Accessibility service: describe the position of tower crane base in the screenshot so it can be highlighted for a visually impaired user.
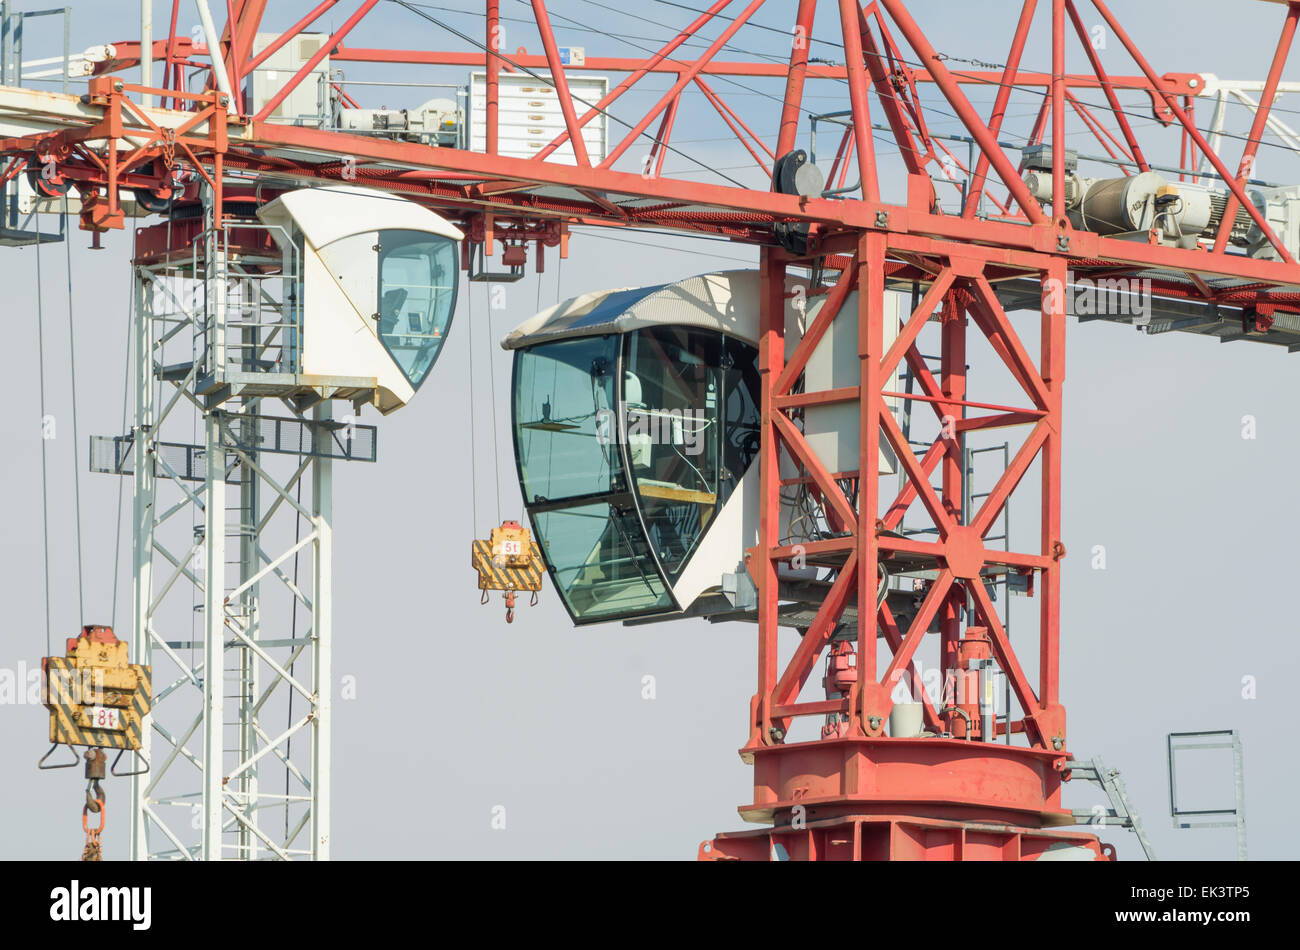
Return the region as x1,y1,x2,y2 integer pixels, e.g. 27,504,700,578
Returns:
699,736,1115,860
700,813,1112,861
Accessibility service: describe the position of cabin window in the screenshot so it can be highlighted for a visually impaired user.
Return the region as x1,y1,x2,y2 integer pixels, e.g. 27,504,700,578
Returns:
514,335,623,503
511,326,761,624
375,228,458,388
529,501,674,622
622,327,760,581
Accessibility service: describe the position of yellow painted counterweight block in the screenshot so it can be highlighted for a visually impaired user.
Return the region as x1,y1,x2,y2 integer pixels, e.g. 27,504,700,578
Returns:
472,520,544,593
42,625,151,752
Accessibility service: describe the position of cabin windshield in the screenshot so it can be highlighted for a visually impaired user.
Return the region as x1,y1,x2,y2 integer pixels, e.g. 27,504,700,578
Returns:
622,326,759,581
375,228,458,388
511,328,761,625
513,336,673,622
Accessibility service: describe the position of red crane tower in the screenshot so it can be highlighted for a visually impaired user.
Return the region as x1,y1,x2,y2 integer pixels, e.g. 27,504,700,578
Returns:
6,0,1297,860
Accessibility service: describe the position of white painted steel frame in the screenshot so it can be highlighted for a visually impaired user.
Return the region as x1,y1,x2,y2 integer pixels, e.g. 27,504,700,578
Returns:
127,209,331,860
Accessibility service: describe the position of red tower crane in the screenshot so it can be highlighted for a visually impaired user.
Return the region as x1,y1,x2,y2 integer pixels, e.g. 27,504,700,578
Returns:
6,0,1298,861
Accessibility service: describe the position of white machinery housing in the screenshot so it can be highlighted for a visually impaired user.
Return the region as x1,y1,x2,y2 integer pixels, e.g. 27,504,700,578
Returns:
468,71,608,163
338,99,460,145
249,32,330,125
1022,147,1300,260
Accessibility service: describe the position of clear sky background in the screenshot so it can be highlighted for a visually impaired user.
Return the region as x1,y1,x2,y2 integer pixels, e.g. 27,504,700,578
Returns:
0,0,1296,860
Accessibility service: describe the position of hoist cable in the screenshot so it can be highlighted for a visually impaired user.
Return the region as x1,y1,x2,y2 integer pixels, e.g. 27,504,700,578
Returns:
111,229,136,631
483,284,503,524
467,277,479,531
35,231,51,656
63,197,86,627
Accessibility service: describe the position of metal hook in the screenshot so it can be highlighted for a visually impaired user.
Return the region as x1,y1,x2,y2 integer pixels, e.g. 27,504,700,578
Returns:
110,748,150,777
85,781,105,812
38,743,79,770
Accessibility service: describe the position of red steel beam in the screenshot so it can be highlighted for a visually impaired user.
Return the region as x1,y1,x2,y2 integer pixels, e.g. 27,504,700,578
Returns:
879,570,954,689
327,45,1189,92
857,231,886,694
530,0,591,167
752,247,786,749
968,275,1052,409
772,412,858,529
601,0,766,169
838,0,881,201
1038,257,1067,714
221,0,252,113
775,265,855,394
879,269,954,379
242,0,339,75
878,602,943,732
534,0,735,162
776,0,818,156
968,579,1044,740
882,437,947,529
969,422,1049,538
251,0,380,124
877,0,1047,223
695,77,772,174
486,0,500,155
771,552,859,710
1052,0,1066,221
30,107,1267,286
1090,0,1296,263
857,8,927,177
964,0,1038,218
1211,0,1299,252
880,407,956,537
1065,0,1151,173
1065,91,1133,170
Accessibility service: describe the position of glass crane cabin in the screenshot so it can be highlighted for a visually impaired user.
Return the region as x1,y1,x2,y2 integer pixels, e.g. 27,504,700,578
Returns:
504,271,787,625
258,186,463,413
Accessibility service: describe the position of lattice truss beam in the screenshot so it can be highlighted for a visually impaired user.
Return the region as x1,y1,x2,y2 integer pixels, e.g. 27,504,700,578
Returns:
0,1,1296,304
755,239,1065,749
